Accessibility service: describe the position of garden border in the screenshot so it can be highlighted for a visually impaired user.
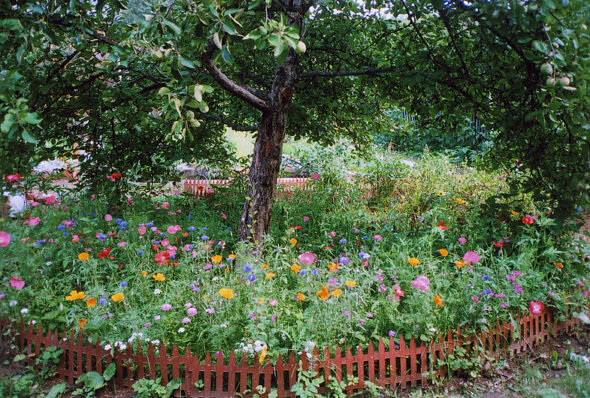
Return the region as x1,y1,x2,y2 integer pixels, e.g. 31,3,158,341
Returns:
1,292,588,397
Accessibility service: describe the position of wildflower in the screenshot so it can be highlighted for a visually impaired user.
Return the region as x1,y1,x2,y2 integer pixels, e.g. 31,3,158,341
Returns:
408,257,420,266
332,289,343,297
0,231,10,247
111,293,124,302
290,238,297,245
316,286,330,301
463,251,480,263
291,264,301,273
219,288,235,299
86,298,97,307
298,252,315,265
153,273,166,281
10,277,25,289
436,221,450,230
211,255,222,264
411,276,430,291
296,292,305,301
78,253,89,261
345,280,356,288
439,249,449,256
529,301,544,315
522,215,535,225
66,290,86,301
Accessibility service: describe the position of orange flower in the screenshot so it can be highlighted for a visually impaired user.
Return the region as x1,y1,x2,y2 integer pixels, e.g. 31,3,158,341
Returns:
77,252,89,261
111,293,124,302
553,261,563,269
331,289,342,297
289,238,297,245
327,263,339,272
86,297,97,307
455,260,465,268
78,319,87,329
291,264,301,273
296,292,305,301
211,255,222,264
433,294,444,307
219,288,234,299
265,272,276,279
439,249,449,257
316,286,330,301
153,272,166,281
408,257,420,266
345,280,356,288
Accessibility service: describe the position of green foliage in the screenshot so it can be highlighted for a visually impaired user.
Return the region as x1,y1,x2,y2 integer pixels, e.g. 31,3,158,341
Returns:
132,377,182,398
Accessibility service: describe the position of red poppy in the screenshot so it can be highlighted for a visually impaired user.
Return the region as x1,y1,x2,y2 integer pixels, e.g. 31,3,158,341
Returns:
436,221,450,230
97,247,112,259
111,173,122,180
6,174,20,182
155,251,170,265
522,215,535,225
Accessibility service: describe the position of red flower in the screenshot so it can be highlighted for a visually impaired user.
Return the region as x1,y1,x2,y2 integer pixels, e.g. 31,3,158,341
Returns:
522,215,535,225
529,301,544,315
6,174,21,182
155,251,170,265
111,173,122,180
97,247,112,259
493,241,504,248
436,221,450,230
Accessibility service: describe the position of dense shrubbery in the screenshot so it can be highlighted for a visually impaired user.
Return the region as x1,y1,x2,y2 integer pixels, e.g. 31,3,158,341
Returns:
0,148,588,365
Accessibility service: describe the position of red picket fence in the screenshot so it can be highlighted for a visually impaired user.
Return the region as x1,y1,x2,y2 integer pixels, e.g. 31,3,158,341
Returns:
2,300,587,397
183,178,311,198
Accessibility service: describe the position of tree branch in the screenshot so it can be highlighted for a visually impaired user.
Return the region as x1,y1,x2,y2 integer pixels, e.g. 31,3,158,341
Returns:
200,42,269,111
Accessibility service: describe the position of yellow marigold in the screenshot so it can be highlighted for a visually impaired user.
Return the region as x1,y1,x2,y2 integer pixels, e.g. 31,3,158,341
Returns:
289,238,297,245
65,290,86,301
291,264,301,273
153,272,166,281
211,255,222,264
316,286,330,301
345,280,356,288
439,249,449,257
111,293,125,302
332,289,342,297
327,263,339,272
77,252,89,261
408,257,420,266
265,272,276,279
455,260,465,268
296,292,305,301
219,288,234,299
141,271,148,277
434,294,444,307
86,297,97,307
78,319,87,329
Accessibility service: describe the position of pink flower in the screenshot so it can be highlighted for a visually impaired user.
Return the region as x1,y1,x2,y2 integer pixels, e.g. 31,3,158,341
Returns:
10,276,25,289
0,231,11,247
104,214,112,221
411,276,430,291
28,217,40,226
44,195,56,205
463,251,480,263
529,301,544,315
298,252,315,265
310,173,320,180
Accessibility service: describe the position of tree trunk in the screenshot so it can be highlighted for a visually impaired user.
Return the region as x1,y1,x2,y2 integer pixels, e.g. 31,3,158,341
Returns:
237,54,297,243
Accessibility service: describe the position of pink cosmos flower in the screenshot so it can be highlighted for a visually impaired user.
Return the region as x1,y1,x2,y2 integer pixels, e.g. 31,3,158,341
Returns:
0,231,11,247
463,251,481,263
529,301,544,315
298,252,315,265
104,214,112,221
10,276,25,289
44,195,56,205
411,276,430,291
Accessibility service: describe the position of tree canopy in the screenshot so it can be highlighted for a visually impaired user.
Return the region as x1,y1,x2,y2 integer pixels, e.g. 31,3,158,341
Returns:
1,0,588,240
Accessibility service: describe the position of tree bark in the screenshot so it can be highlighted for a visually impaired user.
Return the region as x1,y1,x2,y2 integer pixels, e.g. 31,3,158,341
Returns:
237,52,298,243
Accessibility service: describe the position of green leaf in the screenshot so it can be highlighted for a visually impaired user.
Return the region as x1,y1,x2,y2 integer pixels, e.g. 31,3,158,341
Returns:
162,19,181,35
